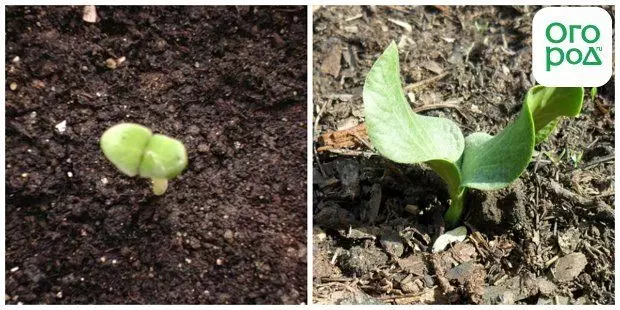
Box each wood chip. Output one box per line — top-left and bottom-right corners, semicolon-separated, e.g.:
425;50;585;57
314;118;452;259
320;45;342;77
388;18;412;32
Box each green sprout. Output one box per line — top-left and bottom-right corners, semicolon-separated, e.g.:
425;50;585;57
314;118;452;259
363;42;584;228
100;123;188;195
590;87;598;99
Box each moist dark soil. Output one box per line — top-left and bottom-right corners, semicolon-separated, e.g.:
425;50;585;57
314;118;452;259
312;6;614;305
5;6;307;304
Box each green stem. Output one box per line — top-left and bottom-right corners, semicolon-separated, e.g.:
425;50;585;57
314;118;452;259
151;178;168;196
444;188;466;228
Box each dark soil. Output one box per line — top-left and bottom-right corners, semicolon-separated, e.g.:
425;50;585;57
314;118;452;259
312;6;614;305
5;6;307;304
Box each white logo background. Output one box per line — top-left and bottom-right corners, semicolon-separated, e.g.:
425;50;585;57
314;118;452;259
532;7;612;87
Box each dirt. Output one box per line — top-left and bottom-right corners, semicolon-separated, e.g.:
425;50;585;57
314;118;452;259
312;6;614;305
5;6;307;304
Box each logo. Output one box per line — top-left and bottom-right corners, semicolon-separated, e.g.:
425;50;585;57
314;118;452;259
532;7;612;87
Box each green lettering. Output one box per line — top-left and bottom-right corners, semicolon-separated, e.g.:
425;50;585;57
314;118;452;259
583;47;602;65
546;22;566;43
546;46;564;71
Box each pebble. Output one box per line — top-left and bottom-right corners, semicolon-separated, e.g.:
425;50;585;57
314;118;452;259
216;258;224;265
67;172;73;178
380;231;404;257
554;252;587;282
105;58;117;69
223;230;234;243
12;56;20;63
55;120;67;133
83;5;98;23
9;82;17;91
10;267;19;272
432;226;468;253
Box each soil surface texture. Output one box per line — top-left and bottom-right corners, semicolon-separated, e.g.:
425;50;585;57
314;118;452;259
6;6;307;304
312;6;614;305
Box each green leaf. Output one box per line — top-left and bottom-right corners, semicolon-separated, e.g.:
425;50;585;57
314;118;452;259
461;87;583;190
100;123;188;180
100;123;153;177
363;41;464;164
427;159;462;197
139;134;188;179
534;118;559;144
526;86;584;134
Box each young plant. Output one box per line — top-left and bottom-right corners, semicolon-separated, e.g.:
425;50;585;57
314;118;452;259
363;42;584;228
100;123;188;195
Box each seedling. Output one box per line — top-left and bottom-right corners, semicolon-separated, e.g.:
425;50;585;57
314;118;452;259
100;123;188;195
363;42;584;227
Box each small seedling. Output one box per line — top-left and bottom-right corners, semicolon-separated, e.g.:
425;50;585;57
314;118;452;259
100;123;188;195
363;42;584;227
590;87;598;99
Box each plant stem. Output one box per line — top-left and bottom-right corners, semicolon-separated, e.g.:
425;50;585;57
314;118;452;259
444;188;466;228
151;178;168;196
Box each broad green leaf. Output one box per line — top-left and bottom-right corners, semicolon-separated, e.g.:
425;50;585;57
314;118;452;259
101;123;153;177
534;118;559;144
363;42;464;164
427;159;462;197
461;87;583;190
526;86;584;144
139;134;188;179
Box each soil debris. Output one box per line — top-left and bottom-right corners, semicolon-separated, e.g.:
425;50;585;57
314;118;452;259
553;252;588;283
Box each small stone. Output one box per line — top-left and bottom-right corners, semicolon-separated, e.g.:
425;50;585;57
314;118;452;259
99;256;106;263
223;230;234;243
554;252;587;282
216;258;224;265
67;172;73;178
21;173;28;178
105;58;117;69
9;82;17;91
405;204;420;215
12;56;20;63
340;246;388;276
380;230;404;257
537;277;556;296
56;291;63;298
83;5;98;23
432;226;468;253
101;177;108;185
10;267;19;272
55;120;67;133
